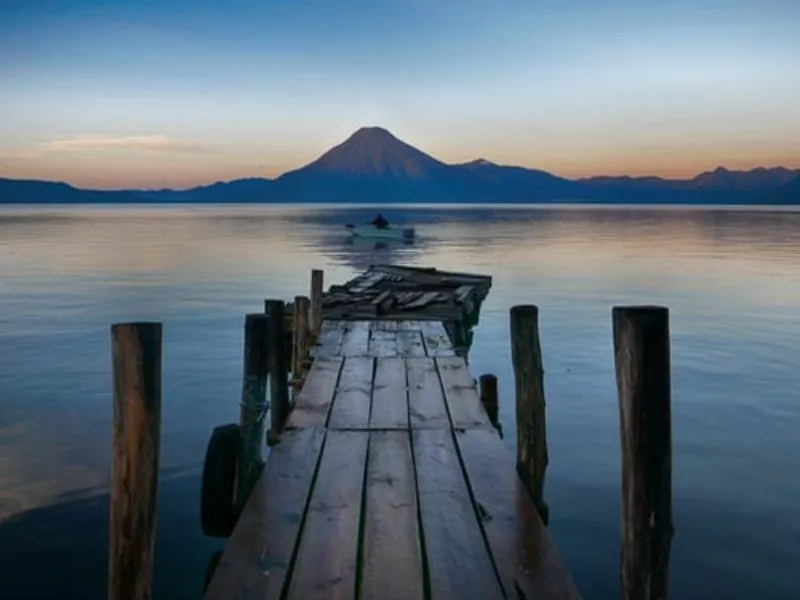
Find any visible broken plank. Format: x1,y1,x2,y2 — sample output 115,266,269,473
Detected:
205,428,326,600
436,357,492,430
456,428,582,600
369,358,408,429
412,428,505,600
339,321,372,357
328,357,374,429
286,358,343,428
407,357,449,428
397,330,426,358
368,329,398,358
419,321,456,357
360,431,424,600
285,430,369,600
404,291,440,310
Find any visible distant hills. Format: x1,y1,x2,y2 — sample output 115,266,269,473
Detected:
1,126,798,204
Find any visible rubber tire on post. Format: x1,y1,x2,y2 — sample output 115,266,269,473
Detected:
201,423,241,538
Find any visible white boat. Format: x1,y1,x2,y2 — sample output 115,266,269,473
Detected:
345,223,415,240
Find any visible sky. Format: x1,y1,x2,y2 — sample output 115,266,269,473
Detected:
1,0,799,189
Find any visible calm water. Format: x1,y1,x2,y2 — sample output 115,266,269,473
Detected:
1,204,799,599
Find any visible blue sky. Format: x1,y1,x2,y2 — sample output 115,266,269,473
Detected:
1,0,799,188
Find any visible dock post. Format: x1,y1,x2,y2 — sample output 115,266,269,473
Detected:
109,322,162,600
265,299,290,440
479,373,499,428
292,295,311,381
613,306,674,600
236,313,270,511
310,268,324,336
509,305,549,525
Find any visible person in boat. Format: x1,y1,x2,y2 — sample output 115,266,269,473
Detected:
370,213,390,229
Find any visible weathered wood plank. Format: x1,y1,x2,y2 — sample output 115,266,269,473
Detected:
397,330,426,357
285,430,369,600
369,358,409,429
412,428,505,600
285,358,343,428
374,319,399,331
312,322,346,358
328,357,374,429
419,320,457,357
205,428,326,600
340,320,372,357
360,431,424,600
367,329,398,358
436,357,492,430
456,428,582,600
407,357,450,429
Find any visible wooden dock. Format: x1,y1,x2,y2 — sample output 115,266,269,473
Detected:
106,264,675,600
204,317,580,600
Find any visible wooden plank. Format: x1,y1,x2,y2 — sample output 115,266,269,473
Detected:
405,290,440,310
407,357,450,428
339,320,372,357
360,431,424,600
456,428,582,599
419,321,456,357
312,322,346,358
285,358,343,428
328,357,374,429
412,428,505,600
436,357,492,430
369,358,409,429
205,428,326,600
374,319,399,331
367,329,398,358
397,330,426,357
285,430,369,600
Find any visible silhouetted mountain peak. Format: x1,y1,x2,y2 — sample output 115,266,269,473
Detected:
457,158,497,168
295,126,446,179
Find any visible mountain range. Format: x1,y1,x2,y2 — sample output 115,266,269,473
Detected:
1,126,799,204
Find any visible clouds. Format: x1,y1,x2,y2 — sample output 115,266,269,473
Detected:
41,134,214,154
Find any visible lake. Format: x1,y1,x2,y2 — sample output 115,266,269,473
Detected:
0,204,799,599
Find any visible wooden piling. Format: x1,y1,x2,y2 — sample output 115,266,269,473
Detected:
236,313,270,511
509,305,549,524
292,295,311,379
612,306,674,600
265,299,290,435
478,373,499,427
109,322,162,600
310,268,324,335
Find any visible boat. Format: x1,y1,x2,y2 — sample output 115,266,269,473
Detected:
345,223,415,240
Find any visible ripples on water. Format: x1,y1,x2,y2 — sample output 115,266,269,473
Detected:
0,204,799,599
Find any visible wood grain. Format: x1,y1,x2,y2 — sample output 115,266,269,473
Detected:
436,357,492,430
412,428,505,600
510,305,549,519
286,358,343,428
397,329,426,357
367,329,398,357
266,300,290,432
109,322,162,600
369,357,409,429
205,428,326,600
407,357,450,429
340,320,371,357
328,357,374,429
360,431,424,600
310,268,324,334
285,430,369,600
419,321,456,357
613,306,673,600
457,428,582,600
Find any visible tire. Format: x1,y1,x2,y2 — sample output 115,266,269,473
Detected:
201,423,240,538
